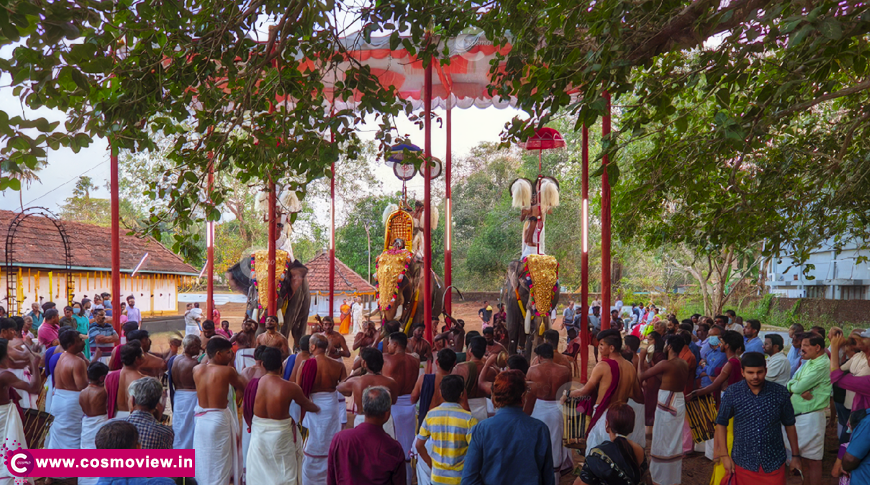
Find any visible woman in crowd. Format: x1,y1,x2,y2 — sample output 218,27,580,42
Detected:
576,403,650,485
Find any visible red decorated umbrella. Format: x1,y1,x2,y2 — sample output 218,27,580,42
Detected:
520,127,566,173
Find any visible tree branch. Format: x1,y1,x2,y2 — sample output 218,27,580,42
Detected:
772,78,870,120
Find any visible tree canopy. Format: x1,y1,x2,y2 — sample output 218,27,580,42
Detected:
1,0,868,270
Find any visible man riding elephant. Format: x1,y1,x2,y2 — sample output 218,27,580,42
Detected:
226,251,310,351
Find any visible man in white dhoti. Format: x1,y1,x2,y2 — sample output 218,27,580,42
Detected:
192,338,246,485
786,332,831,485
382,332,421,484
0,339,42,484
169,334,201,449
79,361,110,485
47,329,89,451
297,334,347,485
336,347,398,439
639,335,689,485
527,343,573,475
247,347,319,485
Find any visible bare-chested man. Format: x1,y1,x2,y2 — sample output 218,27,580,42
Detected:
247,347,319,484
193,338,247,485
0,338,42,454
79,361,110,460
256,315,290,359
297,334,347,485
542,329,572,370
482,327,507,359
169,334,201,449
47,329,89,450
449,318,466,353
125,329,166,378
240,345,270,478
527,343,574,476
106,341,147,419
408,323,433,363
353,320,378,351
338,347,398,435
382,331,420,484
570,329,646,454
451,336,493,423
199,319,218,350
320,317,350,360
640,334,689,485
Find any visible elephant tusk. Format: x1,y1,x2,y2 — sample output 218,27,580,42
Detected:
524,306,532,335
252,308,259,323
277,308,283,323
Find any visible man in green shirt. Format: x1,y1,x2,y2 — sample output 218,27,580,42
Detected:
786,332,831,485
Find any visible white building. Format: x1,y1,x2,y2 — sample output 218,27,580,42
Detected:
767,239,870,300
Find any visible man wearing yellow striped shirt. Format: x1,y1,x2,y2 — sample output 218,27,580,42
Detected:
415,375,477,485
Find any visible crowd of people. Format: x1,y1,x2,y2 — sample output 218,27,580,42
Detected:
1,295,870,485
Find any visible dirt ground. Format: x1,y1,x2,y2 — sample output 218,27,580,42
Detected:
143,298,840,485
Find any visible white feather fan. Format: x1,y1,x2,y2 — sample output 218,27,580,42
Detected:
382,203,398,225
539,178,560,213
511,179,532,209
279,189,302,213
255,191,269,213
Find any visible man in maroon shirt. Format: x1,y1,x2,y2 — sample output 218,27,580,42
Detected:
328,386,406,485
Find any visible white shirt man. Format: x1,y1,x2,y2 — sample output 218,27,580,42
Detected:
763,335,791,388
184,304,203,336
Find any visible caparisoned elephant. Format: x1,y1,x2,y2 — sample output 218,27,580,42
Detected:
376,249,444,333
503,257,560,356
226,250,310,350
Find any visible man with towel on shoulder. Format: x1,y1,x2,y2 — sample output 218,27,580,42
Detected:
297,334,347,485
640,334,689,485
79,361,109,485
527,343,573,477
104,341,147,419
338,347,399,437
193,337,247,485
247,347,320,485
47,328,89,450
383,331,421,484
451,336,492,423
0,337,42,484
168,334,201,449
240,346,268,479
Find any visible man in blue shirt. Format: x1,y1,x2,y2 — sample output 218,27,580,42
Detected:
843,409,870,483
743,319,764,354
461,369,554,485
714,352,802,482
697,335,727,387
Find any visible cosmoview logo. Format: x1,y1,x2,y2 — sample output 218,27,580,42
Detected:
6,449,34,477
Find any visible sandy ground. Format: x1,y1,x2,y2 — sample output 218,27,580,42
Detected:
70,299,840,485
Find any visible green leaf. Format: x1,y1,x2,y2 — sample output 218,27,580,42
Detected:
7,178,20,191
819,18,842,40
184,171,198,183
788,25,814,48
675,116,688,133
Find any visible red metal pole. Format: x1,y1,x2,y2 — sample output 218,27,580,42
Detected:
110,143,121,335
444,106,452,317
267,180,277,317
329,147,335,319
206,154,214,322
423,58,433,344
601,91,612,329
580,124,589,383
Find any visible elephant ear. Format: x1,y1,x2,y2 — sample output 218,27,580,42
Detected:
226,261,251,295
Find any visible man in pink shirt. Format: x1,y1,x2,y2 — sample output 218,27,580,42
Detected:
38,308,61,348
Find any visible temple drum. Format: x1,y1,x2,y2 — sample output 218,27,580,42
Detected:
22,408,54,450
562,395,593,449
685,394,718,444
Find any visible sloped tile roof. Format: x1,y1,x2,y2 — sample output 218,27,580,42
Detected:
305,251,376,294
0,210,198,275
